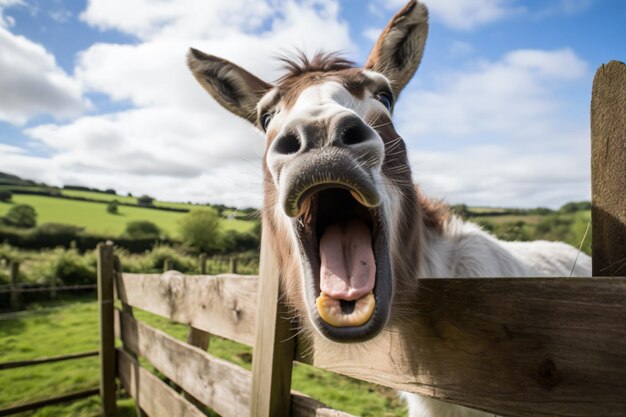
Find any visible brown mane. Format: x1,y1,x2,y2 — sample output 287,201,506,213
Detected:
276,51,355,83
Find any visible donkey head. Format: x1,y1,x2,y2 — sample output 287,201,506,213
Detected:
188,0,429,343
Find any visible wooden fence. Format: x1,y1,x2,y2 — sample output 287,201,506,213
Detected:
0,252,251,313
93,61,626,417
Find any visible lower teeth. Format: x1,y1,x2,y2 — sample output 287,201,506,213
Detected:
316,292,376,327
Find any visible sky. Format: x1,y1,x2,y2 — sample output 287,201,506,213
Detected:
0,0,624,209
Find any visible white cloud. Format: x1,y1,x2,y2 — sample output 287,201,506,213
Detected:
394,48,590,207
410,139,590,208
423,0,518,30
17,0,354,207
396,48,587,137
363,27,383,43
26,106,265,178
49,9,71,23
81,0,272,41
0,143,24,154
0,0,23,27
449,40,473,57
0,26,89,125
76,0,354,106
2,145,265,207
0,152,57,185
533,0,592,18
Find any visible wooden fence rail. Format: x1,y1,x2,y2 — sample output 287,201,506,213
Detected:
92,60,625,417
0,284,96,295
0,389,100,417
0,351,98,370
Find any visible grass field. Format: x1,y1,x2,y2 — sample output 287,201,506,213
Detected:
60,190,196,211
466,207,510,214
0,195,254,237
473,214,545,225
0,297,406,416
0,298,135,417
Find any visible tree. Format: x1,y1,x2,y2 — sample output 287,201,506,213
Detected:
3,204,37,228
137,195,154,207
106,200,119,214
0,190,12,202
450,204,469,217
178,208,221,252
559,201,591,214
124,220,161,239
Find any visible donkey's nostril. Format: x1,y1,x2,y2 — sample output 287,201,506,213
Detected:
337,119,372,147
274,132,301,155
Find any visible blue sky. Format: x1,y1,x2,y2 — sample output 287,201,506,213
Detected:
0,0,624,208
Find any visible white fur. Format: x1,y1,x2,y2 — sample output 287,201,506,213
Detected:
421,217,591,279
405,216,591,417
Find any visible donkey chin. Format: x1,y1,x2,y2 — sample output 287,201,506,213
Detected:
277,147,393,343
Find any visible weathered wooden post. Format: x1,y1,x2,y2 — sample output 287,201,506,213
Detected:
199,253,207,274
163,258,173,272
10,261,20,310
49,275,56,300
250,232,296,417
591,60,626,276
184,325,211,406
97,242,116,415
229,257,238,274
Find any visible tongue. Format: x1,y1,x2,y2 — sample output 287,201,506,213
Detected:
319,219,376,301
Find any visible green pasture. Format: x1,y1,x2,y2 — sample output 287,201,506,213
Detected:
474,214,545,225
0,298,135,416
0,195,254,237
466,206,510,214
60,189,195,211
0,186,49,193
0,297,406,416
477,210,590,226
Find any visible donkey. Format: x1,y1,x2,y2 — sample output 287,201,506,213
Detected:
188,1,591,415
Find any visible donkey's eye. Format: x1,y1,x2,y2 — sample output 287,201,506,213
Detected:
261,113,273,131
376,92,393,112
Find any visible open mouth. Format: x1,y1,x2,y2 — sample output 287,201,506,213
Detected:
292,186,391,343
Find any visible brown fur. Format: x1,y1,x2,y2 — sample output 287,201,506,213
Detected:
417,189,451,232
277,51,355,80
276,68,369,110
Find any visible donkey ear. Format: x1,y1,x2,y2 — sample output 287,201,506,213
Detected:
187,48,272,124
365,0,428,98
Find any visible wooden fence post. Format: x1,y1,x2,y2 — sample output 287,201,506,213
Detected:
183,326,211,407
163,258,173,272
49,275,56,300
97,242,116,415
591,60,626,276
229,257,238,274
250,232,297,417
10,261,20,310
199,253,207,274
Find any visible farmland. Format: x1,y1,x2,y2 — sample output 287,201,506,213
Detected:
0,173,594,416
0,195,255,238
60,189,197,211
